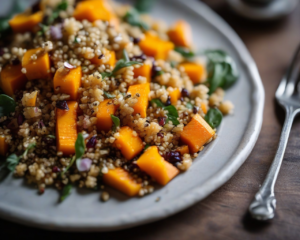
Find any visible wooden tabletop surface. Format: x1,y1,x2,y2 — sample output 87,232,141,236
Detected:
1,1,300,239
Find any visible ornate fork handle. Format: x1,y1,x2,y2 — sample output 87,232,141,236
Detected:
249,105,298,220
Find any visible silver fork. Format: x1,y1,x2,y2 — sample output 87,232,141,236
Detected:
249,44,300,220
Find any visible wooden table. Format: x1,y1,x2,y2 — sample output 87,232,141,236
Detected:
1,1,300,239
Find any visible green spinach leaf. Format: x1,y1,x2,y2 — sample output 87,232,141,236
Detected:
174,46,195,59
75,133,85,161
150,99,180,126
111,114,120,131
60,184,72,202
0,94,16,117
204,108,223,128
123,8,149,30
135,0,156,13
150,99,165,108
103,91,116,99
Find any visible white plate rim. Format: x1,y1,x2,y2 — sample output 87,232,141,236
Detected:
0,0,265,231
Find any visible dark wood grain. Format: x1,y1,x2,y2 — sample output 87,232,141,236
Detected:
1,1,300,239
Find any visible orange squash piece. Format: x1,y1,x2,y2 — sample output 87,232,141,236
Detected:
179,62,206,84
53,66,82,100
139,32,174,60
103,168,141,196
176,145,189,156
22,48,50,80
73,0,119,27
133,63,151,82
56,101,78,156
167,20,192,47
180,114,215,153
127,83,150,118
9,11,43,33
96,99,118,132
0,64,27,96
168,88,181,105
22,91,38,107
90,48,116,67
137,146,179,185
0,135,8,156
201,102,207,114
114,126,143,160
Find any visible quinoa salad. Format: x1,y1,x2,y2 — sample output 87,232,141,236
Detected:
0,0,238,201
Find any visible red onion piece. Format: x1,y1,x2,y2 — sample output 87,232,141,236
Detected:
50,25,63,40
64,62,75,69
76,158,92,172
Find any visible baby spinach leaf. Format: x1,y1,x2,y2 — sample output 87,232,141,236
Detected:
75,133,85,161
204,50,239,94
47,0,68,25
103,91,116,99
135,0,156,13
204,108,223,129
111,114,120,131
150,99,165,108
150,99,180,125
0,94,16,117
144,144,150,150
60,184,72,202
123,8,149,30
175,46,195,59
5,154,19,172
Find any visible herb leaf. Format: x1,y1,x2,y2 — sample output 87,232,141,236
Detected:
174,47,195,59
204,50,239,94
186,102,193,109
5,154,19,172
111,114,120,131
47,135,56,139
75,133,85,161
150,99,165,108
0,94,16,117
135,0,156,12
60,184,72,202
204,108,223,129
103,91,116,99
123,8,149,30
144,144,150,150
47,0,68,25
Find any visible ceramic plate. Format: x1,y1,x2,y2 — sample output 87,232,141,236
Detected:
0,0,264,231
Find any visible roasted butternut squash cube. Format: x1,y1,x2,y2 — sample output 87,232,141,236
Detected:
139,32,174,60
133,63,151,82
180,114,215,153
0,64,27,96
0,135,8,156
22,91,38,107
56,101,78,156
96,99,118,132
137,146,179,185
90,48,116,67
176,145,189,156
9,11,43,33
167,20,192,47
73,0,119,27
22,48,50,80
103,168,141,196
114,126,143,160
127,83,150,118
53,66,82,100
179,62,206,84
168,88,181,105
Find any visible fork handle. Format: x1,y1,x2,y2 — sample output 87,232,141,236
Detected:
249,105,297,220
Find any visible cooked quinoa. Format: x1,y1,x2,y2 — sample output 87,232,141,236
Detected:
0,0,237,200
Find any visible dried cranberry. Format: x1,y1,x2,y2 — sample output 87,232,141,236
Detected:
151,64,162,77
133,37,141,44
31,1,40,13
123,161,138,172
130,53,146,62
164,151,182,164
7,120,18,129
56,100,69,110
0,119,10,127
193,106,199,114
98,54,104,59
86,136,97,148
17,114,24,125
181,88,189,97
11,58,20,65
0,48,4,56
165,96,171,106
52,166,61,173
158,117,166,126
157,132,164,138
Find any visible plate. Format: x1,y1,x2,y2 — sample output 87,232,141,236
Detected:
0,0,264,231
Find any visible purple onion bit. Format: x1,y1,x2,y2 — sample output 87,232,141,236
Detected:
52,166,61,173
38,120,45,128
64,62,75,70
76,158,92,172
158,117,166,126
164,151,182,164
86,136,97,148
17,113,24,125
50,25,63,40
56,100,69,110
